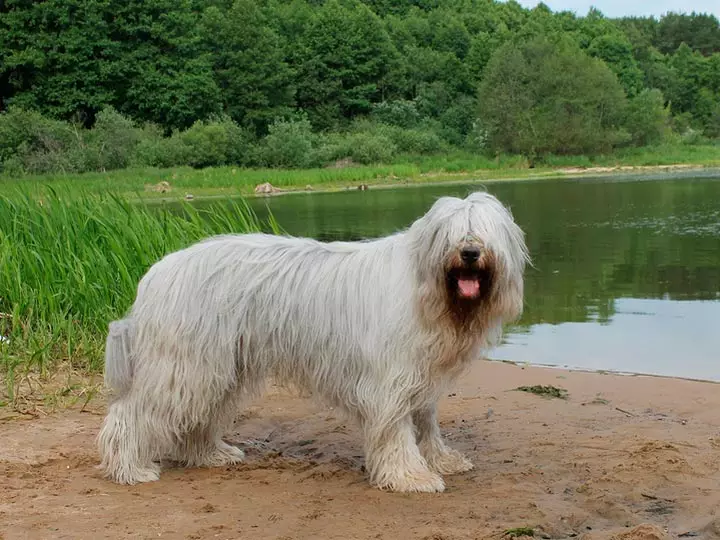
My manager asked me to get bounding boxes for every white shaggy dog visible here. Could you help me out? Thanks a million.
[98,191,529,492]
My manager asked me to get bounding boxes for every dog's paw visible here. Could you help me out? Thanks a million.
[425,448,474,476]
[105,463,161,485]
[200,441,245,467]
[375,468,445,493]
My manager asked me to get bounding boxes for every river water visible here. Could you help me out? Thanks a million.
[203,171,720,381]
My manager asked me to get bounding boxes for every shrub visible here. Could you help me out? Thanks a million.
[129,124,178,168]
[344,132,397,163]
[370,100,421,128]
[623,89,671,146]
[382,125,445,154]
[0,107,77,174]
[175,116,251,168]
[259,116,316,168]
[84,107,143,170]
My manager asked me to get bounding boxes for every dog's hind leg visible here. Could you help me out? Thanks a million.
[413,404,473,475]
[362,413,445,493]
[172,391,245,468]
[97,396,162,485]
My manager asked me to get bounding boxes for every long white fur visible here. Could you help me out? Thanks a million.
[97,191,529,492]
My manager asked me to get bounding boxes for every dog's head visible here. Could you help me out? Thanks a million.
[408,191,530,327]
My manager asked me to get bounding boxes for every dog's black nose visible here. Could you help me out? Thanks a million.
[460,246,481,264]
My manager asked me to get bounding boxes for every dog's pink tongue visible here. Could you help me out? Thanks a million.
[457,278,480,298]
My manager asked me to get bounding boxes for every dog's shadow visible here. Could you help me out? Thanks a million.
[222,410,367,476]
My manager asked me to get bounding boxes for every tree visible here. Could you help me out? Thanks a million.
[656,12,720,56]
[428,9,471,59]
[624,88,670,145]
[587,34,644,97]
[200,0,294,135]
[294,0,397,129]
[615,16,658,57]
[668,43,705,114]
[477,37,628,157]
[0,0,117,124]
[106,0,222,130]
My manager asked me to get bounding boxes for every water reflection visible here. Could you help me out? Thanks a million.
[197,172,720,380]
[495,298,720,382]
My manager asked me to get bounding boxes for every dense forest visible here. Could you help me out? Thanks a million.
[0,0,719,174]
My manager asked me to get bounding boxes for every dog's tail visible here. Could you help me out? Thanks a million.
[104,319,135,394]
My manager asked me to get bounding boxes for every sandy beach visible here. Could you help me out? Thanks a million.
[1,360,719,540]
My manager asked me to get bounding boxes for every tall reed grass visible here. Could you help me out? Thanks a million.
[0,189,275,401]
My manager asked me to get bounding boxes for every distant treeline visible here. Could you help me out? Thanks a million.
[0,0,718,174]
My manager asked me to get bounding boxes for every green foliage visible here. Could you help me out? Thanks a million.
[370,100,421,128]
[314,119,446,164]
[171,117,252,169]
[1,0,719,175]
[0,0,117,121]
[83,107,142,171]
[329,131,398,164]
[0,107,254,174]
[293,0,397,130]
[108,0,223,130]
[382,125,444,154]
[0,190,271,382]
[587,33,644,96]
[0,107,78,174]
[656,12,720,56]
[259,116,316,168]
[624,89,671,146]
[477,37,628,157]
[694,87,720,138]
[200,0,294,134]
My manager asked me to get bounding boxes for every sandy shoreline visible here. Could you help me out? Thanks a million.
[2,360,719,539]
[140,163,720,204]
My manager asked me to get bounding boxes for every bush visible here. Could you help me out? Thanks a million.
[129,124,178,168]
[679,127,705,145]
[465,120,490,151]
[623,89,671,146]
[381,125,445,154]
[671,112,694,135]
[438,96,478,145]
[370,100,421,128]
[0,106,155,174]
[314,131,396,165]
[174,116,251,168]
[259,116,316,168]
[344,132,397,163]
[0,107,78,174]
[84,107,143,170]
[130,117,252,169]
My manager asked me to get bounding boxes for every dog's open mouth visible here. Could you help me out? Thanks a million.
[447,268,492,301]
[457,275,481,298]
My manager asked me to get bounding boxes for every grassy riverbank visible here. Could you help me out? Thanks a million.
[2,144,719,201]
[0,192,277,406]
[2,144,719,407]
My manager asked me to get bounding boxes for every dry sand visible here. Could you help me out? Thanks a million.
[1,360,719,540]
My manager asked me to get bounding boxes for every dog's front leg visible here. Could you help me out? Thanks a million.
[413,404,474,475]
[363,414,445,493]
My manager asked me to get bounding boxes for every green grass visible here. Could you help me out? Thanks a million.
[0,189,276,405]
[502,527,535,538]
[2,144,718,201]
[1,142,718,406]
